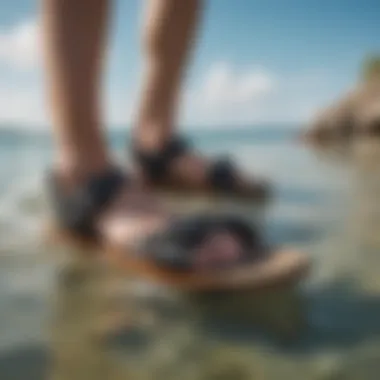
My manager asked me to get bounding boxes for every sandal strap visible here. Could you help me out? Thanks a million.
[139,214,262,272]
[47,168,126,238]
[132,136,189,182]
[133,135,241,192]
[208,158,239,192]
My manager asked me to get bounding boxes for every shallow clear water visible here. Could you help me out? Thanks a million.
[1,127,380,380]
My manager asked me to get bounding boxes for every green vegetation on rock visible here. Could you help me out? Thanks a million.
[362,55,380,81]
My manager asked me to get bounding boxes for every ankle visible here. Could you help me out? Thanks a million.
[54,153,112,185]
[133,122,173,151]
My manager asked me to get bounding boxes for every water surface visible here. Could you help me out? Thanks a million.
[1,127,380,379]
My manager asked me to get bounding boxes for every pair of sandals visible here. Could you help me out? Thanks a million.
[48,136,310,291]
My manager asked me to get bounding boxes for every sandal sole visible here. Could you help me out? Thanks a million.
[45,223,310,292]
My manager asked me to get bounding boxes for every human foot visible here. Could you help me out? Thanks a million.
[131,136,271,201]
[47,167,309,291]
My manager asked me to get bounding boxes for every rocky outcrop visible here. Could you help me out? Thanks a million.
[305,79,380,143]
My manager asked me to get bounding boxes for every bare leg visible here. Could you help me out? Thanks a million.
[135,0,201,145]
[134,0,269,197]
[41,0,110,178]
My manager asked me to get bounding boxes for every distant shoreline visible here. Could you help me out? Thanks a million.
[0,123,303,137]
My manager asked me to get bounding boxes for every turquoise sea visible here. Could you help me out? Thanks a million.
[1,125,380,380]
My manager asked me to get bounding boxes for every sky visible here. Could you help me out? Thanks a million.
[0,0,379,130]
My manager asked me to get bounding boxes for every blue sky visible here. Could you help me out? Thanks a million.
[0,0,379,129]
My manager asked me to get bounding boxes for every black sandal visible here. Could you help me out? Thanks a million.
[46,167,127,241]
[46,168,309,290]
[131,136,270,200]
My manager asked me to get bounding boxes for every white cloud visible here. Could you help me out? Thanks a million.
[0,19,40,70]
[182,63,276,126]
[182,63,342,127]
[199,62,274,107]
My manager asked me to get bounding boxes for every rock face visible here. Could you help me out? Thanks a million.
[305,79,380,143]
